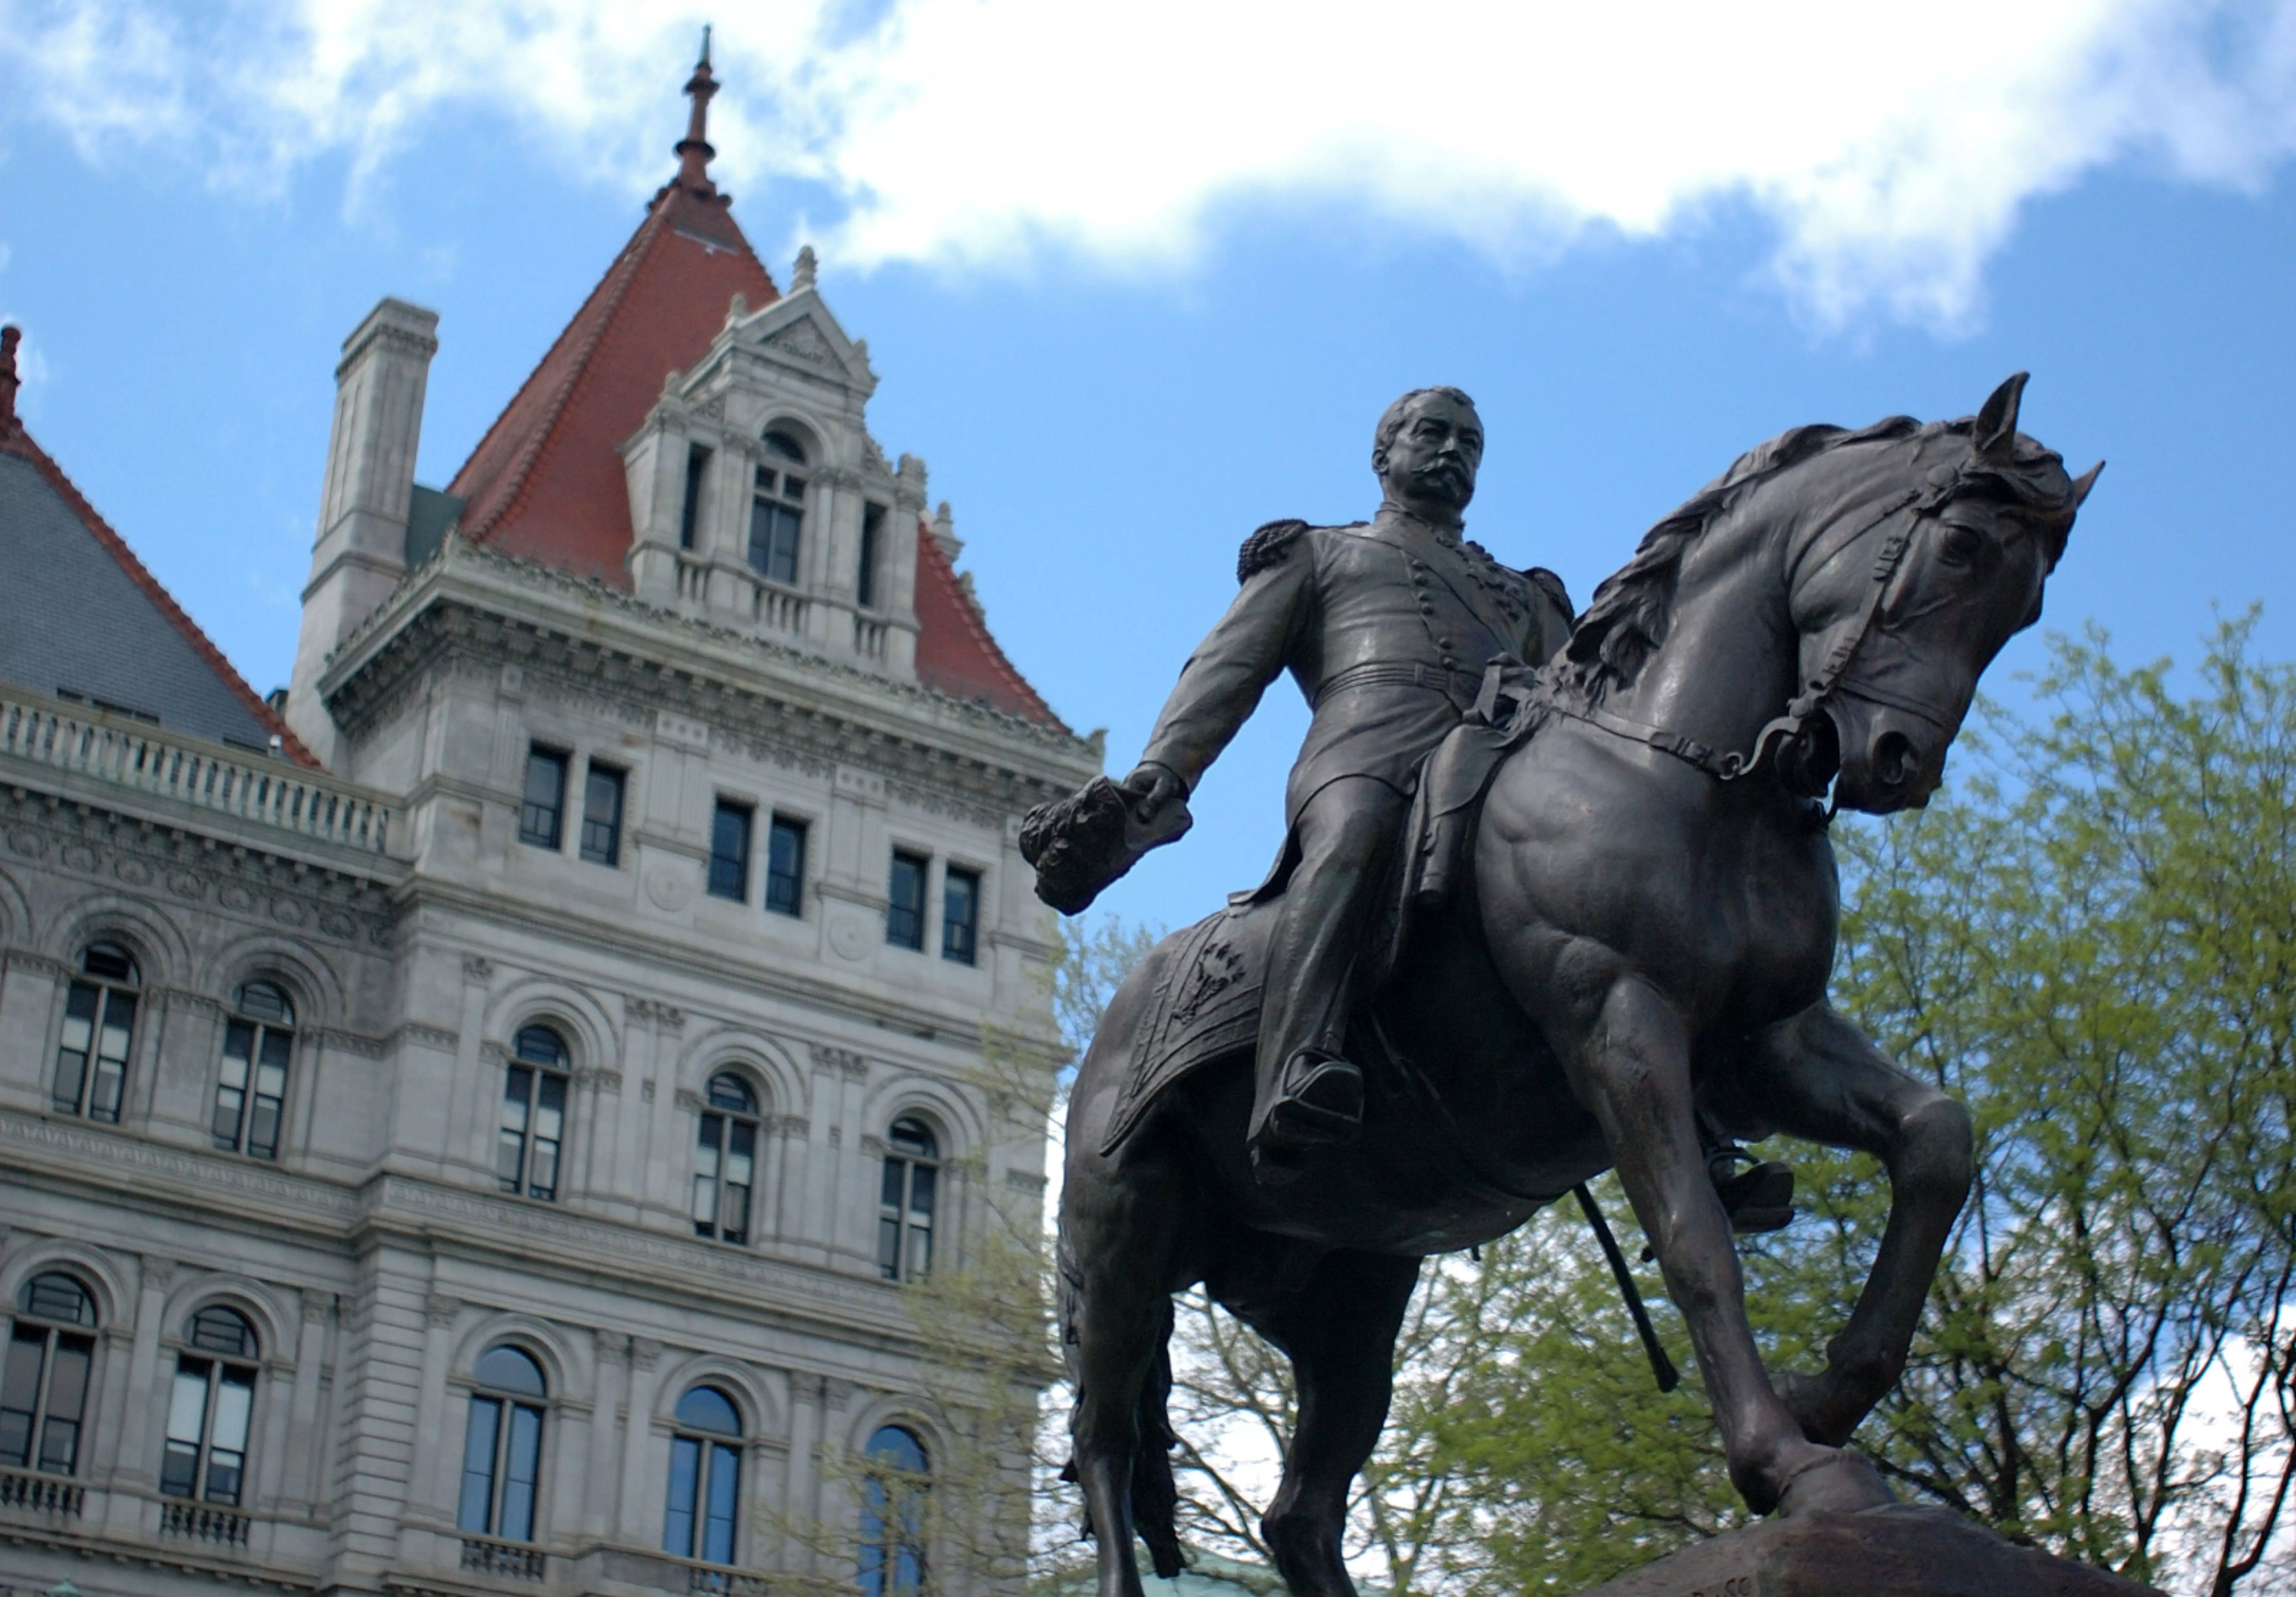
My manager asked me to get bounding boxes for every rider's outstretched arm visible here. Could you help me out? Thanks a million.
[1132,536,1314,800]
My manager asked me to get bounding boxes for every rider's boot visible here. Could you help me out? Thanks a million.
[1248,1049,1364,1187]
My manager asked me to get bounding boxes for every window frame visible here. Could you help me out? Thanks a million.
[692,1073,762,1246]
[858,502,886,610]
[765,815,808,918]
[498,1026,572,1203]
[858,1424,930,1597]
[680,444,713,552]
[663,1385,745,1566]
[458,1345,548,1544]
[214,979,295,1160]
[160,1306,260,1507]
[0,1272,99,1479]
[578,760,626,868]
[940,866,981,967]
[520,746,570,851]
[748,430,809,587]
[708,799,753,904]
[886,850,929,952]
[877,1117,941,1283]
[53,941,140,1124]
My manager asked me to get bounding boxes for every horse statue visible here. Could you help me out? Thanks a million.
[1052,375,2099,1597]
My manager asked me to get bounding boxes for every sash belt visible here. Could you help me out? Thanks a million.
[1314,660,1485,708]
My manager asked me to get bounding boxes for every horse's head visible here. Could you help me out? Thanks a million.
[1778,374,2100,813]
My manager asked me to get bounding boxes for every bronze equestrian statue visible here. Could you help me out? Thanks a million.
[1029,374,2098,1597]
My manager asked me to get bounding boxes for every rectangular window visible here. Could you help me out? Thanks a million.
[766,816,807,917]
[580,762,625,867]
[858,503,885,609]
[679,444,712,551]
[887,850,928,951]
[499,1066,567,1202]
[54,981,134,1122]
[941,867,980,966]
[749,466,804,585]
[520,748,568,850]
[708,800,752,902]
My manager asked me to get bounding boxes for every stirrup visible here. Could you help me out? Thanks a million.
[1257,1052,1364,1148]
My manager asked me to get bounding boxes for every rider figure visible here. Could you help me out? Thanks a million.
[1121,388,1574,1183]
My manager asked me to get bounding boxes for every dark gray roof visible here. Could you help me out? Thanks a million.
[0,451,280,751]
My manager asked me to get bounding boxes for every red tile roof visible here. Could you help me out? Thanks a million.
[0,394,318,766]
[442,82,1066,729]
[447,182,780,583]
[912,523,1065,729]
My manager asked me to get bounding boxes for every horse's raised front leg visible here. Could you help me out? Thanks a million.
[1230,1249,1421,1597]
[1560,975,1885,1514]
[1741,1002,1974,1446]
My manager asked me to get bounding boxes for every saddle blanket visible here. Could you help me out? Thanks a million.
[1100,903,1275,1156]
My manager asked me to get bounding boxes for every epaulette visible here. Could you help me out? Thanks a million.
[1237,519,1312,584]
[1523,565,1574,618]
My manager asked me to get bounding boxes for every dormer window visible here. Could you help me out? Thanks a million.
[750,431,807,585]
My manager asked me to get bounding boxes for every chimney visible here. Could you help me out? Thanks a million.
[287,297,439,769]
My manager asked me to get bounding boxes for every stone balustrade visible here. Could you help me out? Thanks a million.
[0,685,400,857]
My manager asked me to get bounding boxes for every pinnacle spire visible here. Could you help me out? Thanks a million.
[674,26,719,196]
[0,326,20,437]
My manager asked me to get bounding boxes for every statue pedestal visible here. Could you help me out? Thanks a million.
[1573,1504,2160,1597]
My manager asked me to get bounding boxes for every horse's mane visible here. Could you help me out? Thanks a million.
[1548,411,2080,706]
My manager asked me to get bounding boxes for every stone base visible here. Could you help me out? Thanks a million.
[1573,1504,2160,1597]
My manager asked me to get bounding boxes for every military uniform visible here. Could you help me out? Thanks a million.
[1138,507,1573,1159]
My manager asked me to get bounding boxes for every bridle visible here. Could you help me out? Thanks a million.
[1524,477,1963,786]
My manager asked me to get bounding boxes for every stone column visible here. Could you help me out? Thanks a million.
[781,1372,825,1577]
[283,1289,332,1514]
[107,1254,172,1498]
[615,1337,664,1546]
[407,1292,461,1520]
[582,1330,628,1542]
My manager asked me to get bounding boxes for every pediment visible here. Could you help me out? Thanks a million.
[734,292,874,392]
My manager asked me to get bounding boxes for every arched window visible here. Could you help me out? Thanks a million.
[215,980,294,1159]
[1,1273,98,1476]
[458,1345,546,1543]
[498,1027,570,1202]
[858,1425,929,1597]
[877,1118,939,1283]
[693,1074,761,1245]
[54,942,138,1122]
[162,1306,258,1504]
[749,430,808,585]
[663,1385,743,1565]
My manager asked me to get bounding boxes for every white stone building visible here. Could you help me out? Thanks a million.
[0,47,1096,1597]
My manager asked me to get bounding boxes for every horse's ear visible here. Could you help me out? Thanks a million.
[1975,372,2029,459]
[2070,459,2104,508]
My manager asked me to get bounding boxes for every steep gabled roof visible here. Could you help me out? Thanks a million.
[0,334,316,763]
[447,182,780,584]
[444,47,1066,730]
[912,521,1065,730]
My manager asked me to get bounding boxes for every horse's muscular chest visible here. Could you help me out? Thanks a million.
[1476,730,1838,1035]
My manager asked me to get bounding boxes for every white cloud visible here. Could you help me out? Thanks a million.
[2,0,2292,328]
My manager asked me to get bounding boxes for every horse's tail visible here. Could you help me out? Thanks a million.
[1058,1275,1185,1579]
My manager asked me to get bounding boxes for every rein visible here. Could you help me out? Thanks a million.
[1536,484,1933,785]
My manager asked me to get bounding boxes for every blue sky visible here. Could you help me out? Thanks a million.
[2,0,2293,934]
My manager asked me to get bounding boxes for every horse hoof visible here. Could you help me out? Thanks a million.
[1776,1448,1896,1517]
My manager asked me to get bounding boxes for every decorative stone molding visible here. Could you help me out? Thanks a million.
[312,1026,390,1059]
[140,1255,175,1291]
[631,1336,664,1371]
[576,1068,624,1094]
[673,1088,706,1114]
[426,1293,460,1328]
[822,1376,857,1411]
[770,1115,811,1139]
[462,954,494,984]
[811,1043,867,1081]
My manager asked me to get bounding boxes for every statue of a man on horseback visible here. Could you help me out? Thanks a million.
[1117,386,1573,1181]
[1031,376,2101,1597]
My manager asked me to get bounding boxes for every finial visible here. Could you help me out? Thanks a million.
[0,326,19,436]
[791,246,817,292]
[725,292,747,326]
[675,28,720,196]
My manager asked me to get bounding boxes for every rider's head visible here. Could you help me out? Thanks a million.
[1373,387,1482,522]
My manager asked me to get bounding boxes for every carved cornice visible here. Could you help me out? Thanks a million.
[1,793,398,949]
[317,550,1093,809]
